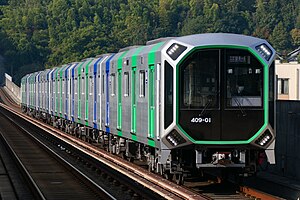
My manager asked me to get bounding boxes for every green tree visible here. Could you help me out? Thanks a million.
[0,0,49,83]
[156,0,189,37]
[270,22,289,51]
[253,0,271,38]
[1,0,300,83]
[291,28,300,46]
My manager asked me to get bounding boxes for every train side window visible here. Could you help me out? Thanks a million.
[51,79,54,94]
[111,73,116,96]
[74,78,77,95]
[78,76,81,97]
[81,76,85,95]
[57,79,60,94]
[89,76,93,96]
[102,74,104,94]
[62,79,65,94]
[69,77,72,97]
[124,72,129,97]
[139,71,145,98]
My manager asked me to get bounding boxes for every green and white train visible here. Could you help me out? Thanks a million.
[21,33,276,183]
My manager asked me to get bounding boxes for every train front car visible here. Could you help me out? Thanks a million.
[161,33,276,178]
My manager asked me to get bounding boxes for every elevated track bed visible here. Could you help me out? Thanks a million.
[0,87,283,199]
[0,105,117,200]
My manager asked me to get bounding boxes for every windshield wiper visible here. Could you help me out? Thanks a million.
[200,91,219,117]
[200,96,212,117]
[232,97,247,117]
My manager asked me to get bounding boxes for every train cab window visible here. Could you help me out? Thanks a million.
[165,61,173,129]
[180,50,219,109]
[269,63,275,99]
[139,71,145,98]
[269,62,275,127]
[226,49,263,107]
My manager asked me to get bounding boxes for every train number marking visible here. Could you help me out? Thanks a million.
[190,117,212,123]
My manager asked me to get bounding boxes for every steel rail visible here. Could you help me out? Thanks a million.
[0,129,46,200]
[0,102,206,200]
[1,108,117,200]
[1,100,281,200]
[240,186,282,200]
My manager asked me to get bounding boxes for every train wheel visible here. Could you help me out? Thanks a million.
[175,174,184,185]
[163,170,173,181]
[122,152,128,160]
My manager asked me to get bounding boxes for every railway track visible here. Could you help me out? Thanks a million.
[0,106,116,199]
[0,150,17,199]
[0,88,282,200]
[184,177,281,200]
[0,134,34,200]
[0,102,205,200]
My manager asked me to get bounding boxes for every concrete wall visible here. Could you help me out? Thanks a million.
[268,101,300,180]
[4,73,21,105]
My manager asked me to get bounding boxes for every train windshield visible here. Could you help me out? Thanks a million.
[226,49,263,107]
[180,50,219,109]
[180,48,264,111]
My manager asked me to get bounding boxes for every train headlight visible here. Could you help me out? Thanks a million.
[166,130,186,146]
[255,130,273,147]
[167,43,187,60]
[255,44,272,61]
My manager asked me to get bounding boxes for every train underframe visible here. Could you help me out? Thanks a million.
[23,106,265,185]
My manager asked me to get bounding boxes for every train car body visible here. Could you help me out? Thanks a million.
[21,33,276,182]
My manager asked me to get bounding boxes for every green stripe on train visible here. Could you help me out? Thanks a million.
[117,51,129,137]
[85,59,94,126]
[77,61,85,121]
[175,45,269,145]
[147,42,164,147]
[131,46,145,141]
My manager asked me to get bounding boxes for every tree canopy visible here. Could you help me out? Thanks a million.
[0,0,299,84]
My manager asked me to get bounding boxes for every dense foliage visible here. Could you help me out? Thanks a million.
[0,0,300,84]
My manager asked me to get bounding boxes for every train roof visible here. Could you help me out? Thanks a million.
[20,33,275,80]
[175,33,268,47]
[168,33,276,63]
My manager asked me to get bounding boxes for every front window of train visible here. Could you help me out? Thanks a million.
[181,50,219,109]
[226,49,263,107]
